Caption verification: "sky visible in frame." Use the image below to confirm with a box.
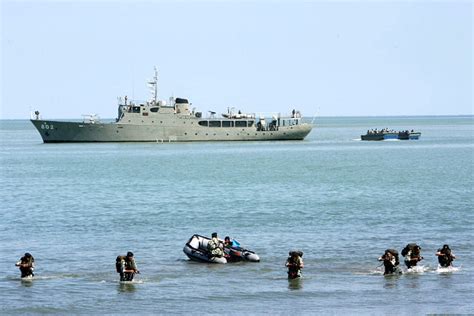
[1,0,472,119]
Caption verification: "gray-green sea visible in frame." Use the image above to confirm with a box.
[0,116,473,314]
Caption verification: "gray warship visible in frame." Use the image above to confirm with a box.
[31,69,313,143]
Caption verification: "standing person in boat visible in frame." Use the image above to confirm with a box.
[286,251,304,279]
[378,249,402,275]
[401,243,423,269]
[122,252,139,281]
[436,244,456,267]
[15,252,35,278]
[207,233,224,259]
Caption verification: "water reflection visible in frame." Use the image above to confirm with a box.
[118,282,136,293]
[382,275,400,289]
[288,278,303,290]
[20,278,34,288]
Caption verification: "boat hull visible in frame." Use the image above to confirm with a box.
[361,131,421,141]
[225,247,260,262]
[31,119,312,143]
[360,134,384,141]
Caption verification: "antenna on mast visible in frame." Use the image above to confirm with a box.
[148,66,158,104]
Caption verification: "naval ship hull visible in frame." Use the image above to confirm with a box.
[30,119,312,143]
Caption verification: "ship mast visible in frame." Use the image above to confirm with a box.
[148,67,158,104]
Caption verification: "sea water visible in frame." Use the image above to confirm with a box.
[0,116,472,314]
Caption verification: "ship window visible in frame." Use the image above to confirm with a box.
[132,106,140,113]
[235,121,246,127]
[248,121,254,127]
[150,107,159,113]
[198,121,208,127]
[222,121,232,127]
[209,121,221,127]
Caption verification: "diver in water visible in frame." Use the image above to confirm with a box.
[436,244,456,268]
[286,251,304,279]
[378,249,402,275]
[119,252,139,281]
[15,253,35,278]
[401,243,423,269]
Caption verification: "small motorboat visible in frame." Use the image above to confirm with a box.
[361,128,421,141]
[183,234,260,263]
[183,234,227,264]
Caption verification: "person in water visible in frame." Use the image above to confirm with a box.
[207,233,224,259]
[402,243,423,269]
[120,252,139,281]
[15,252,35,278]
[378,249,402,275]
[286,251,304,279]
[436,244,456,267]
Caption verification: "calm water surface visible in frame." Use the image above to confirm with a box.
[0,116,473,314]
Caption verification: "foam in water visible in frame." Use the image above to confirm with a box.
[436,265,460,273]
[405,265,429,273]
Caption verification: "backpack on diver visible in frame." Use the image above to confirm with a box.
[116,256,125,273]
[386,249,400,266]
[401,243,417,257]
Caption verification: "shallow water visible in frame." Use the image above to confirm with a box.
[0,116,473,314]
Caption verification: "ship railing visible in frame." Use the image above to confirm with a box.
[254,112,304,126]
[82,114,100,124]
[118,99,149,107]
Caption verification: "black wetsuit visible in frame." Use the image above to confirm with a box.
[437,249,454,267]
[17,256,34,278]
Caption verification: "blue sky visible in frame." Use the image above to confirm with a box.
[1,0,472,119]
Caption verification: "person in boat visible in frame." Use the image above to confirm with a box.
[401,243,423,269]
[436,244,456,267]
[223,236,234,261]
[207,232,224,259]
[15,252,35,278]
[224,236,233,248]
[121,252,139,281]
[378,249,402,275]
[223,236,243,262]
[286,250,304,279]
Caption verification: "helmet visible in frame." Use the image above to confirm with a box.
[211,232,217,238]
[24,253,32,258]
[127,252,134,257]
